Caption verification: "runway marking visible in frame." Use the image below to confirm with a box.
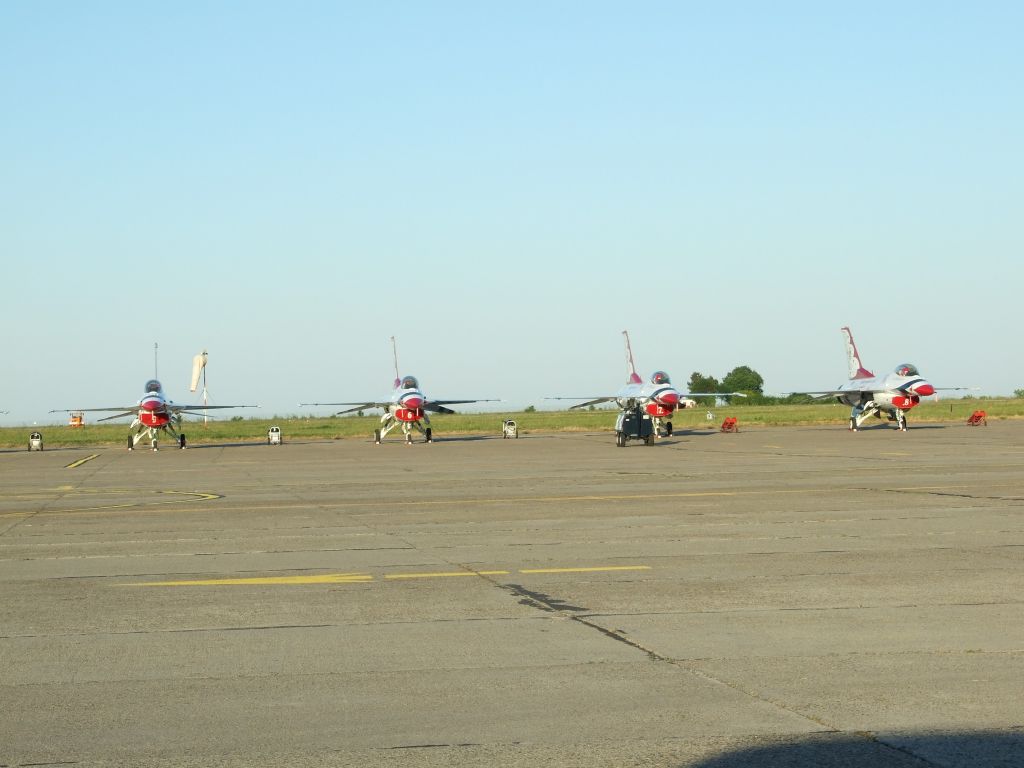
[123,565,651,587]
[127,573,374,586]
[65,454,100,468]
[520,566,651,574]
[385,570,510,580]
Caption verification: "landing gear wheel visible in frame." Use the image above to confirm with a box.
[849,418,857,432]
[406,433,413,445]
[373,429,381,445]
[151,439,158,452]
[615,431,626,447]
[179,434,187,449]
[128,436,134,451]
[665,421,673,437]
[644,433,654,446]
[425,427,433,443]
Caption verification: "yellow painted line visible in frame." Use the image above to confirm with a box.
[126,573,373,587]
[123,565,654,587]
[519,565,652,574]
[385,570,510,580]
[65,454,100,469]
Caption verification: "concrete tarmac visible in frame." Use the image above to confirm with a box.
[1,421,1023,767]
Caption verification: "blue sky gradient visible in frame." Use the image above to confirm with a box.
[2,3,1021,424]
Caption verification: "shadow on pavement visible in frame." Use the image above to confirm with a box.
[687,730,1024,768]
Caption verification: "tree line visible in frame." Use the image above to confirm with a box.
[687,366,815,406]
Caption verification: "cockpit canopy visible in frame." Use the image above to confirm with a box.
[650,371,671,385]
[400,375,419,390]
[144,379,163,393]
[894,364,919,377]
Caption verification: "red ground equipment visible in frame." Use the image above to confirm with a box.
[720,417,739,433]
[966,410,987,426]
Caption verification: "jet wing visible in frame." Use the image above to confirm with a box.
[799,385,972,399]
[547,391,745,409]
[544,396,617,410]
[794,389,859,400]
[299,401,389,416]
[169,404,257,412]
[49,407,138,422]
[681,391,748,398]
[169,404,258,418]
[301,399,498,416]
[424,398,500,415]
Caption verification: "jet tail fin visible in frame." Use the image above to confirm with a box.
[622,330,643,385]
[841,326,874,380]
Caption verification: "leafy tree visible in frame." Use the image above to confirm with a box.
[721,365,764,395]
[688,372,720,406]
[782,393,816,405]
[1015,388,1024,399]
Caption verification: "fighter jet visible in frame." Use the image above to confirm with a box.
[51,379,257,450]
[548,331,737,446]
[801,326,964,431]
[300,337,498,445]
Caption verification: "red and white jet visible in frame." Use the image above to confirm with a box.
[801,326,965,431]
[549,331,734,446]
[300,337,497,445]
[51,379,257,450]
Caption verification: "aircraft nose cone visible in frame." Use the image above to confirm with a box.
[403,396,423,409]
[914,383,935,397]
[657,390,680,406]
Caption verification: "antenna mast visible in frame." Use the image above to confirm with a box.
[390,336,401,387]
[202,358,208,426]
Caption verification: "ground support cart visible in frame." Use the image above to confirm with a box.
[614,405,655,447]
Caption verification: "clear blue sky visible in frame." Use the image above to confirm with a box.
[2,2,1021,426]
